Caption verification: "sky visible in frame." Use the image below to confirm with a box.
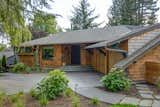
[44,0,160,30]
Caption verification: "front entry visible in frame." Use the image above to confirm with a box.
[71,45,81,65]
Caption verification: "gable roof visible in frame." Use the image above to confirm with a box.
[114,33,160,69]
[86,23,160,49]
[21,25,140,46]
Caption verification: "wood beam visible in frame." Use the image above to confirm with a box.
[105,47,127,53]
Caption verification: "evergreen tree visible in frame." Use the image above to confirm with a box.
[108,0,159,25]
[70,0,101,30]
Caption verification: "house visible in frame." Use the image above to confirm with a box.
[19,24,160,83]
[0,48,15,67]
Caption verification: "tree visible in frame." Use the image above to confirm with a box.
[70,0,101,30]
[0,0,53,47]
[108,0,159,25]
[30,11,61,39]
[0,44,6,52]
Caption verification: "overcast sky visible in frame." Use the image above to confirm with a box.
[45,0,160,29]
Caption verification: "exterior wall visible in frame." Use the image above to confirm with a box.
[80,44,91,65]
[18,47,35,67]
[89,49,107,74]
[128,45,160,81]
[108,40,128,70]
[61,45,71,65]
[146,62,160,84]
[19,54,35,67]
[39,45,63,68]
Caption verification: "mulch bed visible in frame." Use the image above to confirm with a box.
[96,85,139,98]
[3,93,110,107]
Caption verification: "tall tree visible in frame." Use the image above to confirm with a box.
[31,11,61,36]
[108,0,159,25]
[0,0,53,47]
[70,0,101,30]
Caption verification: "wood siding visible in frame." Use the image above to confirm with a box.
[39,45,62,68]
[19,54,35,66]
[108,40,128,70]
[62,45,71,65]
[128,45,160,81]
[146,62,160,84]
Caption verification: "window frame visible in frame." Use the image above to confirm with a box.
[42,46,54,60]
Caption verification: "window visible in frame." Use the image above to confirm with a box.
[42,47,54,60]
[20,47,32,53]
[25,47,32,53]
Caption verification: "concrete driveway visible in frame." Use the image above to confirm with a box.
[0,71,103,95]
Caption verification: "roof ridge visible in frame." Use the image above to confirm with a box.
[114,32,160,69]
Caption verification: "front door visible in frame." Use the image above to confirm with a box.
[71,45,81,65]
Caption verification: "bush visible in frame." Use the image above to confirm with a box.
[29,88,37,97]
[101,68,132,92]
[64,88,73,97]
[90,97,99,106]
[36,69,69,100]
[31,66,40,72]
[11,63,30,73]
[1,55,6,71]
[0,91,6,107]
[110,104,140,107]
[71,95,80,107]
[38,94,48,107]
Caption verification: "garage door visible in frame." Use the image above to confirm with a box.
[146,62,160,84]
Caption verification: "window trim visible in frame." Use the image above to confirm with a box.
[42,46,54,60]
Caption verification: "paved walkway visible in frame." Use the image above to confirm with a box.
[120,84,160,107]
[66,71,126,104]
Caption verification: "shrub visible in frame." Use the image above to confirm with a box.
[110,104,140,107]
[10,91,24,103]
[101,68,132,92]
[9,91,25,107]
[0,91,6,107]
[36,69,69,100]
[90,97,99,106]
[11,63,28,73]
[29,88,37,97]
[31,66,40,72]
[0,59,2,72]
[38,94,48,107]
[71,95,80,107]
[1,55,6,71]
[2,55,6,68]
[13,100,25,107]
[64,88,73,97]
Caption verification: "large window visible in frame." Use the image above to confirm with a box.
[20,47,32,53]
[42,47,54,60]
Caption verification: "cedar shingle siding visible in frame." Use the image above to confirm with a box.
[128,45,160,81]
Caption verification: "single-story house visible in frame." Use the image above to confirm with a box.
[19,24,160,83]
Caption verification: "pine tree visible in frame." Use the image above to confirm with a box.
[108,0,137,25]
[108,0,159,25]
[138,0,159,25]
[70,0,101,30]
